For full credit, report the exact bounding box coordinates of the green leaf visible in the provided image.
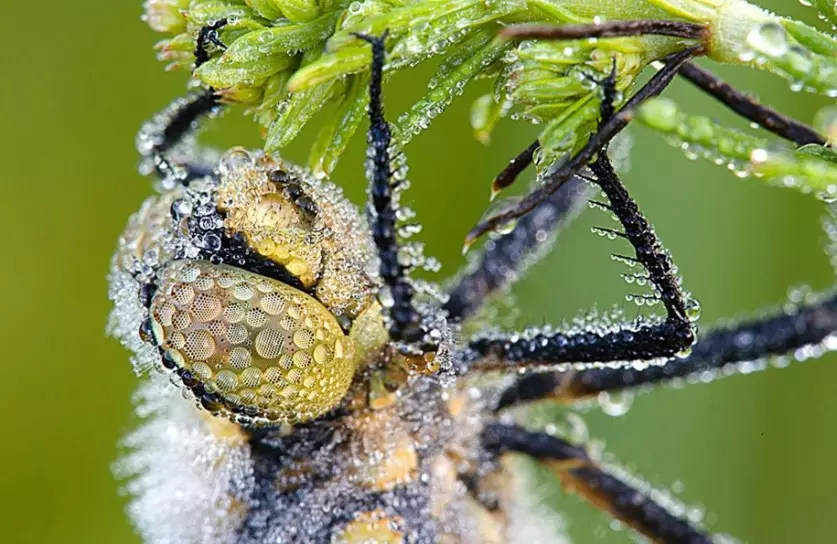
[195,51,294,87]
[798,143,837,165]
[287,45,370,91]
[638,97,767,171]
[395,39,509,143]
[470,93,509,145]
[266,78,339,152]
[639,97,837,199]
[185,1,257,26]
[643,0,716,22]
[328,0,484,49]
[225,11,339,57]
[781,18,837,58]
[269,0,321,22]
[245,0,284,19]
[534,93,599,170]
[813,0,837,29]
[526,0,589,24]
[751,146,837,199]
[308,73,370,176]
[744,21,837,97]
[251,69,294,128]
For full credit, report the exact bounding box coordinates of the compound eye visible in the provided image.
[149,261,357,425]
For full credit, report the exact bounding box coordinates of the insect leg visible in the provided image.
[445,175,591,322]
[466,150,695,371]
[354,32,429,346]
[495,290,837,409]
[466,46,701,244]
[138,20,229,183]
[194,19,229,68]
[481,423,713,543]
[677,62,825,147]
[500,20,707,41]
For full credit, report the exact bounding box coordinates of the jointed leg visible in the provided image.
[355,32,431,347]
[138,21,228,182]
[495,290,837,409]
[137,89,220,181]
[467,150,695,371]
[481,424,712,543]
[445,175,590,322]
[500,20,707,42]
[467,46,701,244]
[194,19,228,68]
[677,62,825,147]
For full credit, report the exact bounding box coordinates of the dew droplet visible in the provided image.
[746,22,789,58]
[597,390,634,417]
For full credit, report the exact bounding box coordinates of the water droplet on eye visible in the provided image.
[746,22,789,58]
[597,390,634,417]
[202,233,222,251]
[219,148,253,176]
[173,199,192,217]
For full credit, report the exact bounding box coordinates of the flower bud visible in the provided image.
[142,0,189,34]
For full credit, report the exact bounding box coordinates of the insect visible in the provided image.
[109,22,837,544]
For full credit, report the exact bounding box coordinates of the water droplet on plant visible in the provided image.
[746,22,789,58]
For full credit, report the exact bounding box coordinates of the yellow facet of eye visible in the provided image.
[150,261,358,425]
[216,162,322,288]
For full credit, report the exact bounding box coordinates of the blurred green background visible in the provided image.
[2,1,835,542]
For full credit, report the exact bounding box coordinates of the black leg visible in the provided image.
[194,19,229,68]
[491,139,539,196]
[500,20,707,41]
[139,21,229,182]
[678,62,825,147]
[445,175,590,322]
[137,89,221,182]
[489,21,704,196]
[467,149,695,371]
[466,46,702,245]
[467,65,696,370]
[355,32,428,346]
[482,424,713,544]
[495,290,837,408]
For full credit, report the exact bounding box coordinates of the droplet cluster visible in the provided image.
[216,148,379,320]
[151,261,358,424]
